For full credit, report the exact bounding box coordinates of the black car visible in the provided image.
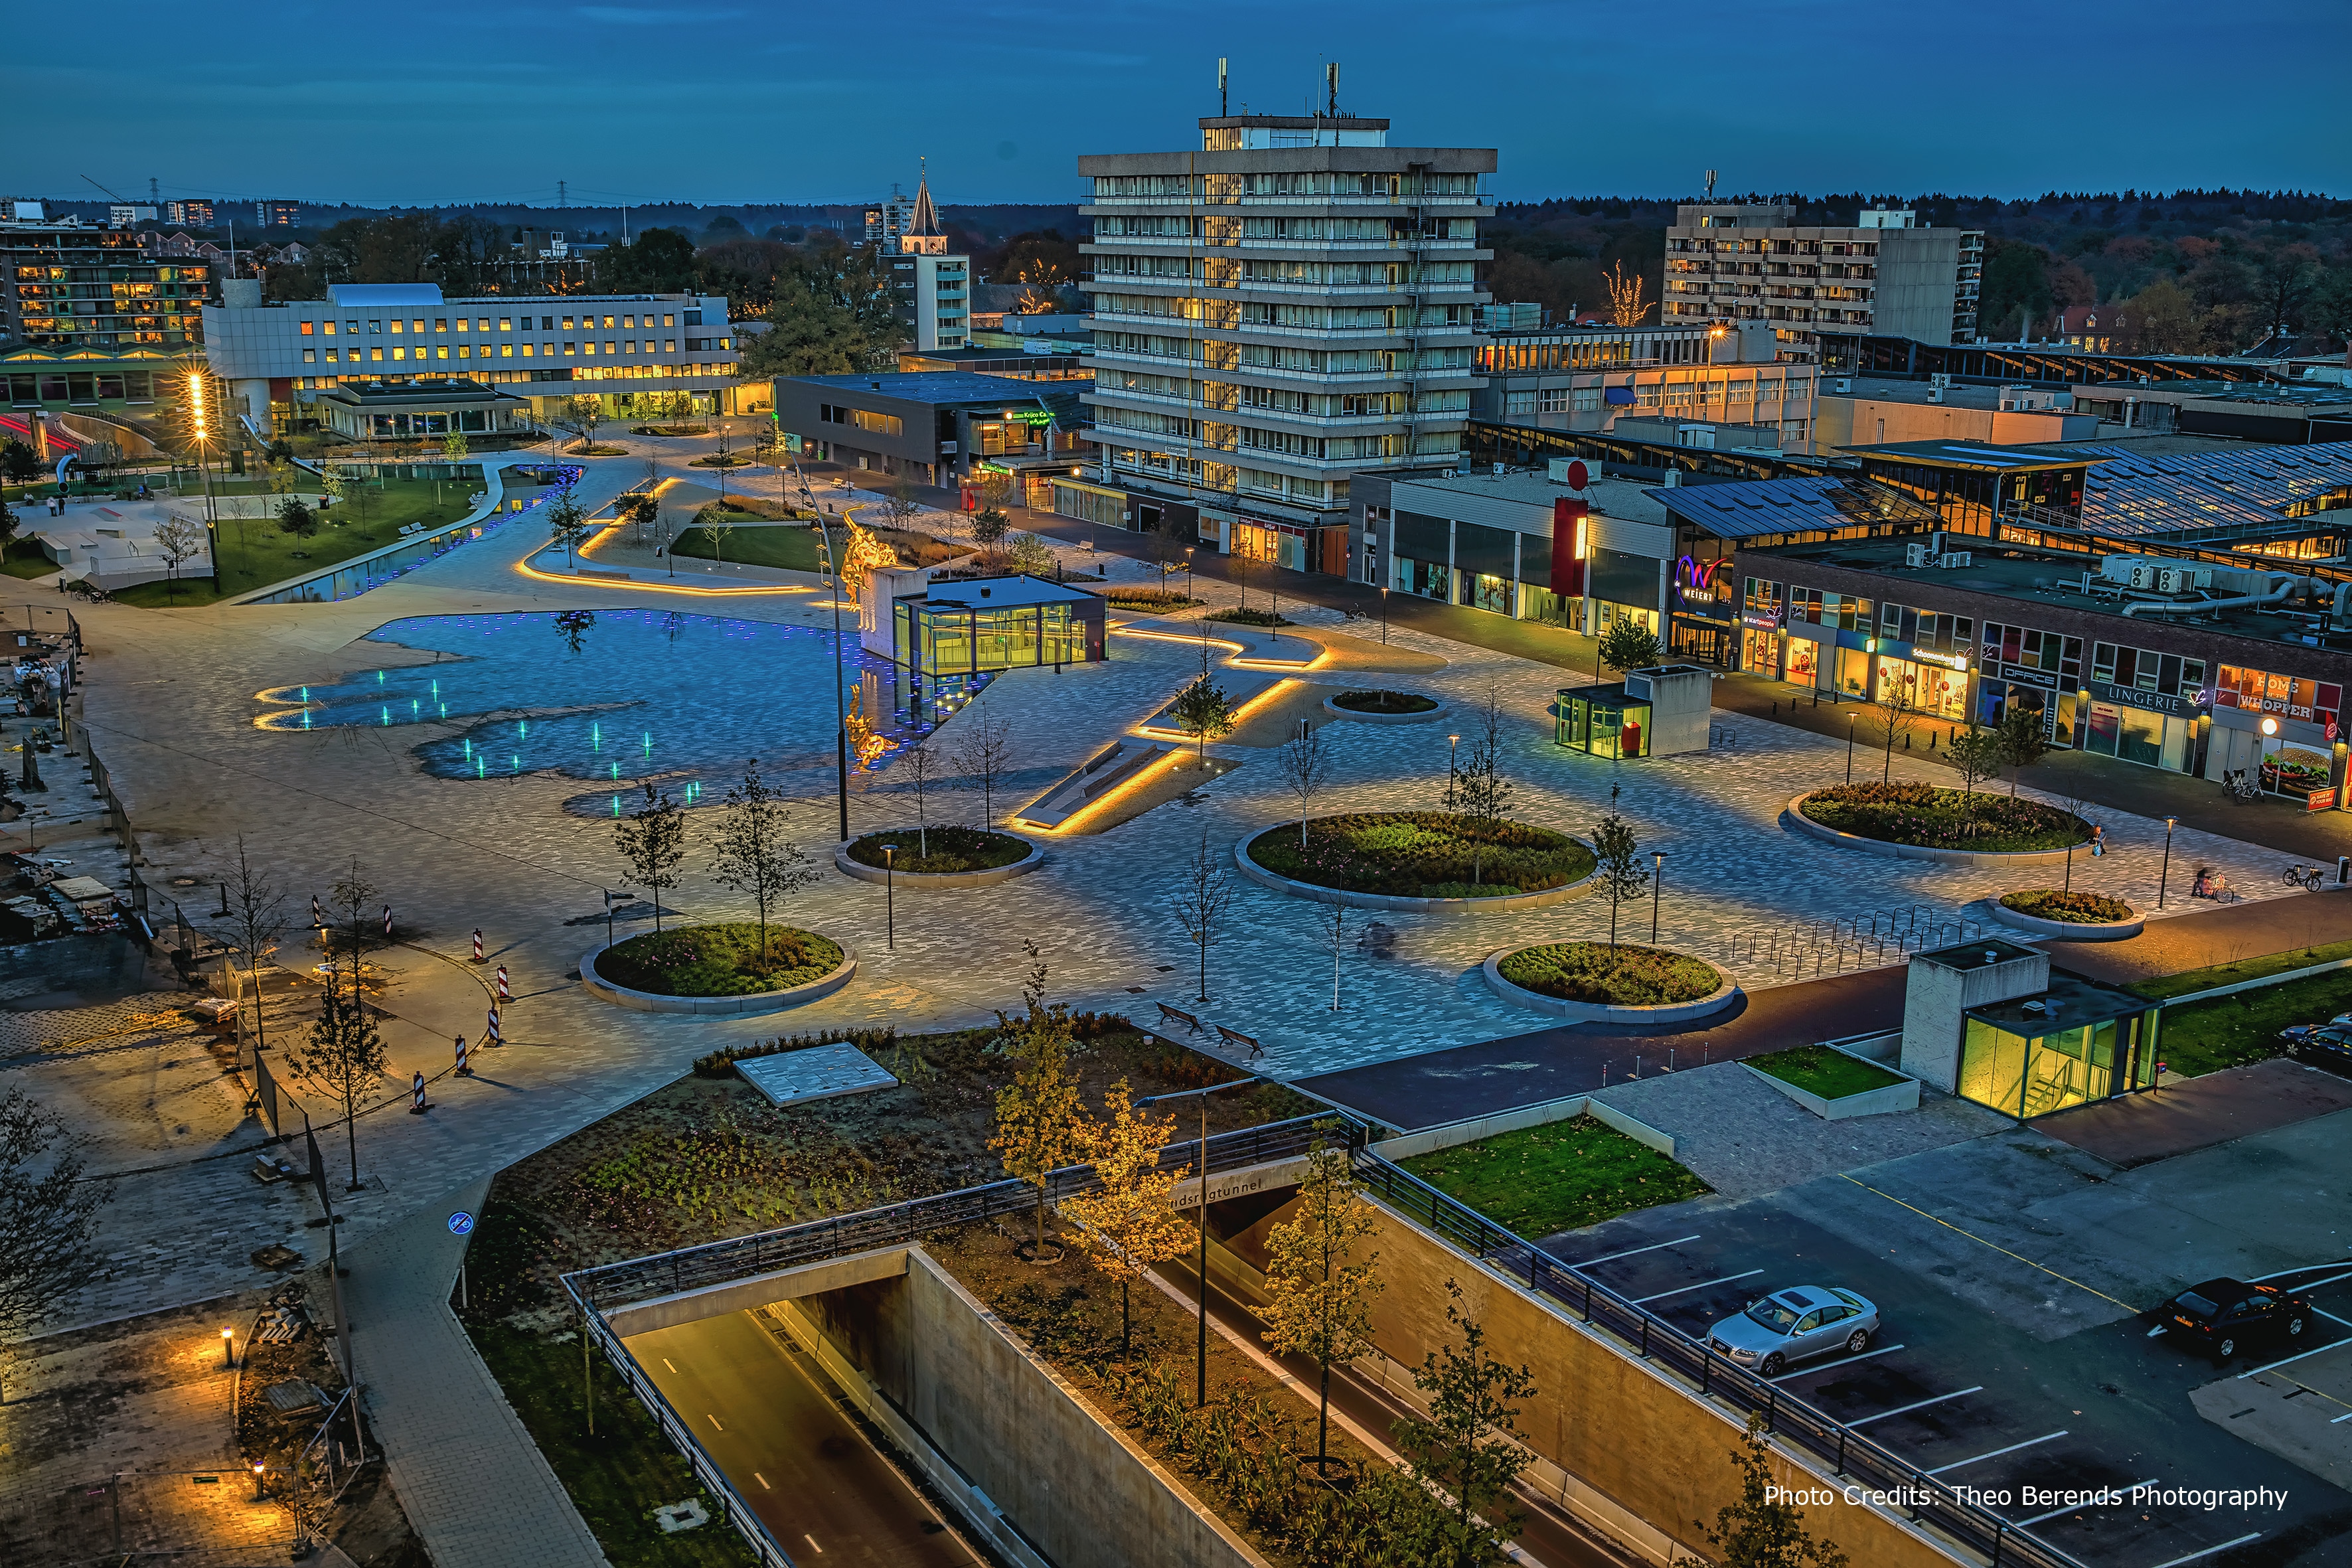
[2294,1026,2352,1069]
[2154,1279,2311,1361]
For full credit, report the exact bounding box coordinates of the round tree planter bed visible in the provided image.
[833,831,1043,889]
[1988,894,2144,941]
[580,938,858,1015]
[1783,791,2084,868]
[1233,823,1597,913]
[1321,692,1447,725]
[1482,943,1742,1023]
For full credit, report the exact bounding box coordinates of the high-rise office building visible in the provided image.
[1077,109,1494,574]
[1664,203,1982,351]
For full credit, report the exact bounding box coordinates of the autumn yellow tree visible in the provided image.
[1604,259,1653,327]
[988,1000,1089,1257]
[1261,1131,1383,1472]
[1061,1078,1192,1351]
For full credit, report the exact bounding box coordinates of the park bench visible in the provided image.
[1156,1002,1202,1034]
[1214,1024,1264,1059]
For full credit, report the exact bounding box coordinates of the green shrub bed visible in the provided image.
[1206,605,1291,627]
[597,923,841,996]
[845,826,1030,874]
[2001,888,2134,923]
[1747,1045,1906,1099]
[1496,942,1720,1006]
[1800,782,2088,852]
[1101,585,1198,609]
[1248,812,1594,899]
[1330,688,1437,714]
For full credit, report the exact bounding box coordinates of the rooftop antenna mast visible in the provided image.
[1326,61,1338,117]
[1705,169,1717,200]
[1218,56,1227,116]
[558,179,567,208]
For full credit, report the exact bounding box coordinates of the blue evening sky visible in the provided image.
[16,0,2347,211]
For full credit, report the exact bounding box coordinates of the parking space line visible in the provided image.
[2014,1479,2156,1527]
[2236,1332,2352,1379]
[1563,1235,1703,1272]
[2146,1535,2260,1567]
[1923,1430,2067,1476]
[2318,1309,2352,1328]
[1845,1386,1982,1427]
[1769,1343,1906,1380]
[1631,1269,1763,1304]
[1838,1176,2140,1310]
[2252,1262,2352,1287]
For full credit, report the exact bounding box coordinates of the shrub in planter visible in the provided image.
[1330,689,1437,714]
[597,923,841,997]
[1497,942,1720,1006]
[1249,812,1594,899]
[2000,889,2134,923]
[846,826,1029,874]
[1799,782,2087,852]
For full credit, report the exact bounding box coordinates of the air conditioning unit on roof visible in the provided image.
[1904,542,1928,567]
[1937,551,1972,568]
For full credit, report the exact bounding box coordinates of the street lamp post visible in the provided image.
[1138,1077,1261,1409]
[1846,712,1857,783]
[1447,732,1460,809]
[1650,850,1666,944]
[2159,815,2177,909]
[1379,584,1389,645]
[882,844,895,950]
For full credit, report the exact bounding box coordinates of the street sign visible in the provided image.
[447,1211,475,1236]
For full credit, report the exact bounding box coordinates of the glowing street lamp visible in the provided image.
[220,1326,235,1370]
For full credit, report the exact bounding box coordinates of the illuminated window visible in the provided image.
[663,313,674,327]
[665,339,676,353]
[434,319,447,333]
[501,343,512,357]
[299,320,314,335]
[582,342,595,356]
[603,315,615,328]
[412,319,425,333]
[499,317,511,331]
[564,343,576,356]
[520,343,532,357]
[623,315,635,328]
[349,321,362,335]
[603,341,615,354]
[370,320,384,334]
[436,345,449,358]
[562,317,575,330]
[457,345,470,358]
[624,341,635,354]
[388,319,402,334]
[321,320,335,335]
[370,347,383,360]
[392,347,406,360]
[477,317,490,331]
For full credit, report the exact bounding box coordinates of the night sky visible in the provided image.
[19,0,2347,210]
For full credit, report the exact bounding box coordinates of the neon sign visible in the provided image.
[1675,555,1729,604]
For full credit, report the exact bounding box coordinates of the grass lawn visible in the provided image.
[597,923,842,997]
[1800,782,2088,852]
[1249,812,1595,900]
[3,537,55,580]
[2129,938,2352,1001]
[846,826,1029,874]
[1746,1044,1907,1099]
[671,521,822,573]
[1399,1117,1712,1238]
[111,477,475,605]
[458,1202,756,1568]
[2143,969,2352,1077]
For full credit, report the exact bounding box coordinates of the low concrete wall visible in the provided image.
[832,834,1044,888]
[579,939,857,1015]
[1784,791,2078,868]
[1987,899,2144,941]
[1233,834,1600,913]
[604,1247,909,1340]
[1739,1061,1922,1121]
[1482,946,1742,1025]
[1370,1094,1678,1162]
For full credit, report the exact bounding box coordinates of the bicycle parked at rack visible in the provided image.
[2222,768,2264,803]
[2284,863,2327,891]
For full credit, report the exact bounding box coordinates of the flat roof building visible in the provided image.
[775,371,1083,490]
[1666,203,1983,353]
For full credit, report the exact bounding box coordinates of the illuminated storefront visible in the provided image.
[1873,650,1970,722]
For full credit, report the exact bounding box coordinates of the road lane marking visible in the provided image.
[706,1413,724,1432]
[2237,1332,2352,1379]
[753,1472,771,1489]
[1631,1269,1763,1304]
[1769,1343,1906,1381]
[2014,1478,2156,1527]
[1923,1430,2067,1476]
[1564,1235,1703,1272]
[2146,1536,2260,1568]
[1845,1386,1982,1427]
[1837,1175,2140,1310]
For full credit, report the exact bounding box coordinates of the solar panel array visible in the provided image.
[2071,440,2352,540]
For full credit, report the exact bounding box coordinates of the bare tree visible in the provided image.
[291,955,387,1193]
[0,1087,115,1368]
[211,834,288,1059]
[894,738,943,858]
[880,473,923,532]
[954,714,1015,826]
[1277,720,1333,847]
[613,782,685,933]
[544,487,591,569]
[1168,830,1239,1004]
[694,503,739,568]
[557,394,605,451]
[1867,678,1924,782]
[151,515,206,603]
[705,758,819,964]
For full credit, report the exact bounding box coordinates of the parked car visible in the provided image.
[2290,1026,2352,1069]
[2150,1279,2310,1362]
[2276,1013,2352,1044]
[1707,1286,1879,1376]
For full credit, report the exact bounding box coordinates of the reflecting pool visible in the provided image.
[254,610,992,811]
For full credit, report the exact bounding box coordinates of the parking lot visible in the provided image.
[1536,1104,2352,1567]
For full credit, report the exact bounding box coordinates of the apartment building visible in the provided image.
[1,219,210,354]
[200,279,742,434]
[1079,111,1494,574]
[1664,203,1982,352]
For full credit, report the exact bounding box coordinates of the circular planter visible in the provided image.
[1483,944,1743,1024]
[1322,693,1447,725]
[580,939,858,1016]
[1987,898,2145,942]
[1233,834,1598,913]
[1783,791,2084,868]
[833,832,1044,889]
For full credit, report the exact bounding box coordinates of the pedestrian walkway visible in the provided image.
[342,1177,610,1568]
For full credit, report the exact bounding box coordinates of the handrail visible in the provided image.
[1346,1148,2093,1568]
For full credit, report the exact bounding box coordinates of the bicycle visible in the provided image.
[2223,769,2262,803]
[2284,864,2326,891]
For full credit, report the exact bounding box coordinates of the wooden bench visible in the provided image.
[1156,1002,1203,1035]
[1214,1024,1263,1059]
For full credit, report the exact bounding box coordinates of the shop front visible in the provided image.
[1782,627,1824,689]
[1977,666,2065,743]
[1871,649,1970,722]
[2080,683,2199,774]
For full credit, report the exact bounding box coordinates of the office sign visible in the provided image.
[1550,497,1589,597]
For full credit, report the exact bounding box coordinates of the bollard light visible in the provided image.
[221,1327,235,1370]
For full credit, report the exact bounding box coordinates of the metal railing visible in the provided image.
[1348,1149,2090,1568]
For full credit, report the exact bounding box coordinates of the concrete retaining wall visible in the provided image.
[1784,791,2078,868]
[1370,1094,1678,1162]
[579,939,857,1016]
[1739,1061,1922,1121]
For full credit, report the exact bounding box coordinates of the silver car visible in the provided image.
[1707,1285,1879,1376]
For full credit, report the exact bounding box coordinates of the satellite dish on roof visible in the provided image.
[1566,459,1589,491]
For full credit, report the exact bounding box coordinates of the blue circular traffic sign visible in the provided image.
[447,1210,475,1236]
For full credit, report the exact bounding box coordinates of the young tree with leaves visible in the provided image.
[1169,830,1238,1004]
[954,714,1015,824]
[212,834,288,1058]
[1393,1278,1541,1568]
[1591,793,1649,953]
[1061,1078,1190,1352]
[1261,1133,1383,1471]
[1996,706,2049,797]
[1697,1414,1851,1568]
[613,781,684,933]
[694,502,739,568]
[988,994,1088,1255]
[558,395,605,451]
[1946,722,2002,794]
[442,430,469,460]
[705,758,817,968]
[544,487,591,568]
[1168,676,1235,767]
[0,1087,115,1365]
[1277,720,1333,847]
[1597,615,1662,676]
[971,507,1012,550]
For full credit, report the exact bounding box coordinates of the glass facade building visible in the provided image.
[1958,978,2161,1119]
[1555,682,1652,759]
